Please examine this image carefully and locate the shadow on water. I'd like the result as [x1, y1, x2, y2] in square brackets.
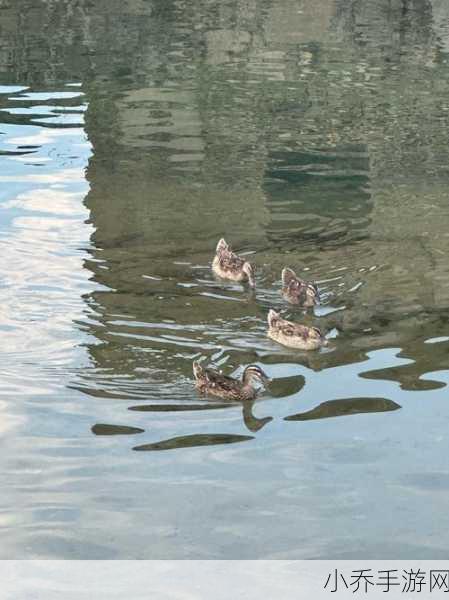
[129, 397, 273, 435]
[285, 397, 401, 421]
[128, 403, 233, 412]
[133, 433, 254, 452]
[91, 424, 145, 436]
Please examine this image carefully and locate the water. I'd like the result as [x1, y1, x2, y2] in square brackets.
[1, 0, 449, 559]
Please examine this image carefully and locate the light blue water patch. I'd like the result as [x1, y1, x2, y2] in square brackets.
[1, 105, 87, 116]
[0, 181, 34, 231]
[31, 113, 85, 126]
[424, 336, 449, 344]
[0, 123, 91, 171]
[0, 115, 91, 232]
[13, 91, 84, 101]
[0, 85, 29, 94]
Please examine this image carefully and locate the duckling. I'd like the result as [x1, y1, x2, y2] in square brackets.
[267, 309, 326, 350]
[193, 362, 269, 401]
[212, 238, 255, 288]
[281, 267, 319, 307]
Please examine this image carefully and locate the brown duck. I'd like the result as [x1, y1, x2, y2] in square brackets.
[212, 238, 255, 288]
[193, 362, 270, 401]
[267, 309, 326, 350]
[281, 267, 319, 307]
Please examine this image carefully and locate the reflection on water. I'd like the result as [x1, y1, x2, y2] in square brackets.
[284, 397, 401, 421]
[133, 433, 255, 452]
[91, 424, 145, 436]
[1, 0, 449, 559]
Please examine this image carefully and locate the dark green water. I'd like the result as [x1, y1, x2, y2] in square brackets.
[1, 0, 449, 558]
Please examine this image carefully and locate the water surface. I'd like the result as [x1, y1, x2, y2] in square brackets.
[1, 0, 449, 559]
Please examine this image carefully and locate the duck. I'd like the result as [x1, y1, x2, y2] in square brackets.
[193, 362, 270, 401]
[267, 309, 326, 350]
[281, 267, 319, 307]
[212, 238, 255, 288]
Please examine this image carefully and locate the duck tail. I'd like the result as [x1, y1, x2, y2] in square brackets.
[216, 238, 229, 254]
[267, 309, 280, 328]
[282, 267, 297, 286]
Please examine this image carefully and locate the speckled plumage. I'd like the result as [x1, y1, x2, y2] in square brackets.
[193, 362, 269, 401]
[267, 309, 326, 350]
[281, 267, 319, 307]
[212, 238, 255, 287]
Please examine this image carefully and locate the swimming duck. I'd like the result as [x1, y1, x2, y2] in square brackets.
[193, 362, 270, 401]
[281, 267, 319, 307]
[212, 238, 255, 288]
[267, 309, 326, 350]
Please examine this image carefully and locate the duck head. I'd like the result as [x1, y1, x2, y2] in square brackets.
[242, 365, 271, 387]
[192, 361, 204, 379]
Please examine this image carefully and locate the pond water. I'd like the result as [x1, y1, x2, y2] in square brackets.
[1, 0, 449, 559]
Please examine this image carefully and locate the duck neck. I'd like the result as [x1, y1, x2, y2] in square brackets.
[242, 369, 253, 387]
[241, 385, 256, 401]
[241, 370, 257, 398]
